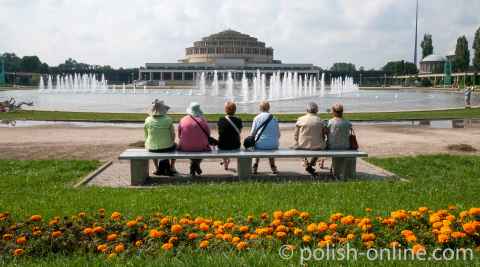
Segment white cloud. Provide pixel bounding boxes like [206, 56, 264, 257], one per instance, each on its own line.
[0, 0, 478, 69]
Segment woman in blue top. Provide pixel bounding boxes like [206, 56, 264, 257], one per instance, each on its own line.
[250, 101, 280, 174]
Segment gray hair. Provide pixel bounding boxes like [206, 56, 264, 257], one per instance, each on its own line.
[306, 102, 319, 114]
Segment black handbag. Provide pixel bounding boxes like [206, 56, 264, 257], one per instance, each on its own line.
[189, 115, 219, 146]
[349, 128, 359, 150]
[244, 114, 273, 148]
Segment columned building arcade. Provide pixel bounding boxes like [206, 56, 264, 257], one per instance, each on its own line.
[138, 30, 321, 83]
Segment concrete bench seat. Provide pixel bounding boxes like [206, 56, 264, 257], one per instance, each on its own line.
[119, 148, 368, 185]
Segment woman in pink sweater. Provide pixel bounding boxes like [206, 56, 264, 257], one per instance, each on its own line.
[178, 102, 211, 176]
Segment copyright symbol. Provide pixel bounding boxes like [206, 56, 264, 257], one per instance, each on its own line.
[279, 245, 294, 260]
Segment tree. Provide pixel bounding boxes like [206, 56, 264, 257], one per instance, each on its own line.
[1, 52, 22, 72]
[421, 33, 433, 59]
[382, 60, 418, 75]
[20, 56, 43, 73]
[330, 62, 356, 72]
[473, 26, 480, 70]
[455, 36, 470, 71]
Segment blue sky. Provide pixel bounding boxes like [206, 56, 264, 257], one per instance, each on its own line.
[0, 0, 478, 69]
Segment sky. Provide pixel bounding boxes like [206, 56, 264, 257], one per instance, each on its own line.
[0, 0, 479, 69]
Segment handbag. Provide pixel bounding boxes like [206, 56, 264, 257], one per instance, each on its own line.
[349, 128, 359, 150]
[244, 114, 273, 148]
[189, 115, 219, 146]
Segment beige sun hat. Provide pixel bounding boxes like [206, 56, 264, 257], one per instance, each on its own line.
[186, 102, 203, 117]
[149, 99, 170, 116]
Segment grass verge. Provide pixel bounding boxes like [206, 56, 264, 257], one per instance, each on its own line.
[1, 155, 479, 266]
[1, 108, 480, 123]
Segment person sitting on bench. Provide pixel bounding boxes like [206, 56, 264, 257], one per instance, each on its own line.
[144, 99, 176, 176]
[250, 101, 280, 174]
[178, 102, 211, 177]
[293, 102, 328, 175]
[217, 101, 243, 170]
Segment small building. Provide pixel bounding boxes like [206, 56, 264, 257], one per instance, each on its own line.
[138, 30, 321, 83]
[419, 54, 446, 74]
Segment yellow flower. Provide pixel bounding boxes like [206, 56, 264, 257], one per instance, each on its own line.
[303, 235, 312, 243]
[412, 244, 426, 254]
[340, 215, 355, 225]
[199, 240, 209, 249]
[300, 212, 310, 220]
[468, 208, 480, 216]
[135, 240, 143, 247]
[273, 210, 283, 220]
[437, 234, 449, 244]
[346, 234, 355, 241]
[110, 212, 122, 221]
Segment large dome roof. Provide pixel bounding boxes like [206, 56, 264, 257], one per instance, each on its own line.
[202, 30, 257, 41]
[421, 54, 446, 62]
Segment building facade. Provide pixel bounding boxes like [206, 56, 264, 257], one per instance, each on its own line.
[419, 54, 446, 74]
[139, 30, 321, 83]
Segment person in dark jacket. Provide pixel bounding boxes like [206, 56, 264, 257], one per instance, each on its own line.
[217, 101, 243, 170]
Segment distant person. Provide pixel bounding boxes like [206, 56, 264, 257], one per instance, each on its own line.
[327, 103, 356, 179]
[464, 87, 473, 108]
[178, 102, 211, 176]
[144, 99, 176, 176]
[250, 101, 280, 174]
[217, 101, 243, 170]
[293, 102, 327, 175]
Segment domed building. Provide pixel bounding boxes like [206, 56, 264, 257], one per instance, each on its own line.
[139, 30, 320, 83]
[182, 30, 276, 64]
[419, 54, 446, 74]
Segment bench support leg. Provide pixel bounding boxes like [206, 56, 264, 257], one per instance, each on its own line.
[237, 158, 252, 180]
[130, 159, 149, 185]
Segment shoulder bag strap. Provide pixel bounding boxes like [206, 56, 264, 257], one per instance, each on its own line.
[225, 116, 240, 135]
[189, 115, 210, 139]
[254, 114, 273, 142]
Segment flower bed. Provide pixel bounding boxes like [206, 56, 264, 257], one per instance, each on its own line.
[1, 207, 479, 260]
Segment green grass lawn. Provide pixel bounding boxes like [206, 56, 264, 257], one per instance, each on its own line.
[1, 108, 480, 123]
[1, 155, 479, 266]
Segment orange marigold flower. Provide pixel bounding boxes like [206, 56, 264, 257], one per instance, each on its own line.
[171, 224, 183, 234]
[346, 234, 355, 241]
[273, 210, 283, 220]
[162, 242, 173, 251]
[97, 244, 108, 253]
[318, 222, 329, 232]
[276, 231, 287, 239]
[459, 211, 468, 219]
[135, 240, 143, 247]
[3, 233, 13, 241]
[12, 248, 24, 256]
[405, 235, 417, 243]
[48, 219, 59, 226]
[93, 226, 105, 234]
[169, 236, 178, 244]
[440, 226, 452, 235]
[32, 230, 42, 237]
[107, 233, 118, 241]
[437, 234, 449, 244]
[30, 215, 42, 222]
[328, 224, 337, 231]
[222, 234, 233, 242]
[382, 218, 396, 226]
[149, 229, 164, 239]
[303, 235, 312, 243]
[401, 230, 414, 237]
[83, 227, 94, 236]
[276, 225, 288, 233]
[363, 241, 374, 248]
[432, 222, 443, 229]
[236, 241, 248, 251]
[51, 231, 63, 238]
[391, 210, 408, 220]
[110, 212, 122, 221]
[468, 208, 480, 216]
[306, 223, 317, 233]
[365, 208, 372, 212]
[300, 212, 310, 220]
[260, 212, 269, 220]
[412, 244, 426, 254]
[114, 243, 125, 253]
[239, 226, 249, 233]
[160, 217, 170, 225]
[16, 236, 27, 245]
[293, 228, 303, 236]
[361, 233, 376, 242]
[330, 213, 343, 222]
[463, 222, 477, 235]
[188, 233, 199, 240]
[199, 240, 209, 249]
[98, 208, 105, 214]
[107, 253, 117, 259]
[232, 236, 241, 244]
[204, 233, 214, 240]
[340, 215, 355, 225]
[451, 232, 466, 239]
[390, 241, 401, 248]
[126, 220, 137, 228]
[199, 223, 209, 232]
[318, 240, 332, 248]
[78, 212, 87, 218]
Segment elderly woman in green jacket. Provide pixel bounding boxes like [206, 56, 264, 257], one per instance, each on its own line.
[144, 99, 176, 176]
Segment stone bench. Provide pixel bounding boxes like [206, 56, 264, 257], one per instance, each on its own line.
[119, 148, 368, 185]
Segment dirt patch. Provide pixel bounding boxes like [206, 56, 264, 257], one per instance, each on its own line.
[447, 144, 478, 152]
